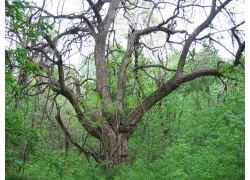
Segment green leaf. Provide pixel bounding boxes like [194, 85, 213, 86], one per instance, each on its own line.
[54, 30, 59, 35]
[126, 58, 132, 64]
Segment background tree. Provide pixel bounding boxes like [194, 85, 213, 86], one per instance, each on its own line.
[6, 0, 245, 170]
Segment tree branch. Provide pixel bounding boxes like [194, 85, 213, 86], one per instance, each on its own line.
[55, 107, 100, 163]
[124, 68, 221, 134]
[176, 0, 232, 75]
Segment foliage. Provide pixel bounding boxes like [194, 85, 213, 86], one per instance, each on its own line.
[5, 56, 244, 180]
[5, 0, 52, 178]
[5, 84, 42, 177]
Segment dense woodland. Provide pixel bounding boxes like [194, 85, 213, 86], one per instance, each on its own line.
[5, 0, 245, 179]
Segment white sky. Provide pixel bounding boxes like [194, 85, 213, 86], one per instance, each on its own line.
[32, 0, 245, 63]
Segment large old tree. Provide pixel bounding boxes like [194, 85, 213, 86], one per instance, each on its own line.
[6, 0, 244, 168]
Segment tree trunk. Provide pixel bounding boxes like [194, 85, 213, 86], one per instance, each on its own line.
[102, 132, 131, 169]
[68, 95, 132, 168]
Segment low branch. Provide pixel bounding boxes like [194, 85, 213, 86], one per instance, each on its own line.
[125, 68, 221, 134]
[55, 107, 100, 163]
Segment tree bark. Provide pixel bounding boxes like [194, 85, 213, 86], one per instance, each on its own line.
[101, 131, 131, 169]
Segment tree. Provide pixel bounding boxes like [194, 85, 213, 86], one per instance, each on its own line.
[5, 0, 245, 169]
